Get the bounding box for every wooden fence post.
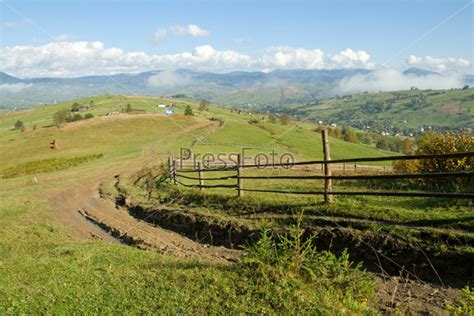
[237,154,244,197]
[170,154,178,186]
[343,162,346,174]
[354,162,357,173]
[321,129,333,203]
[167,153,172,179]
[198,162,204,190]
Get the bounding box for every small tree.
[268,114,277,123]
[53,109,70,127]
[125,103,132,113]
[342,128,358,143]
[71,102,82,112]
[279,114,291,125]
[14,119,24,130]
[401,138,415,154]
[199,99,210,111]
[184,105,194,116]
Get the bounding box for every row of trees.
[53,109,94,126]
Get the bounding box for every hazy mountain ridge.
[0,68,471,109]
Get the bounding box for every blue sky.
[1,0,472,77]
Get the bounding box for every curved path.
[47,117,240,264]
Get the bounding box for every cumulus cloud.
[170,24,209,37]
[153,24,209,42]
[0,83,34,92]
[147,70,192,87]
[330,48,375,69]
[338,68,464,94]
[406,55,471,72]
[0,41,251,77]
[3,41,467,80]
[259,47,375,71]
[260,46,325,70]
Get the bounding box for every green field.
[0,94,471,314]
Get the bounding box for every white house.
[158,104,167,108]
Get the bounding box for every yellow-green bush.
[394,131,473,190]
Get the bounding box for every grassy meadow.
[0,94,389,313]
[0,95,472,314]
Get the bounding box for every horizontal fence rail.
[167,130,474,202]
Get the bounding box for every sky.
[0,0,473,78]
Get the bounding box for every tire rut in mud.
[123,201,473,288]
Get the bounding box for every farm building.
[158,104,167,108]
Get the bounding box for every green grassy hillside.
[286,88,474,135]
[0,94,397,313]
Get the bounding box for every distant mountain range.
[0,67,471,109]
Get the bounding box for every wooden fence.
[168,130,474,203]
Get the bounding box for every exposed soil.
[123,200,473,287]
[46,120,237,265]
[372,274,461,314]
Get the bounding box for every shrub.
[199,99,210,111]
[209,116,224,126]
[279,114,292,125]
[84,113,94,120]
[241,214,374,311]
[14,119,24,130]
[268,114,277,123]
[66,113,83,122]
[394,131,473,190]
[184,105,194,116]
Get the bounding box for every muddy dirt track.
[47,119,239,264]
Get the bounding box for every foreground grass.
[0,186,374,314]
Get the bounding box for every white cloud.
[2,41,468,80]
[330,48,375,69]
[406,55,471,72]
[338,68,464,94]
[147,70,192,87]
[153,28,167,42]
[154,24,209,42]
[260,46,325,70]
[52,34,76,42]
[0,41,251,77]
[0,83,34,92]
[170,24,209,37]
[259,47,375,71]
